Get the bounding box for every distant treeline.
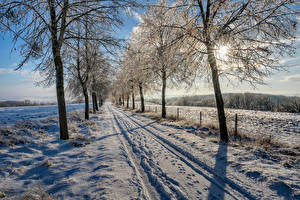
[149,93,300,113]
[0,100,56,107]
[0,99,87,107]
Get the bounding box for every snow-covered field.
[0,104,85,127]
[140,104,300,146]
[0,104,299,199]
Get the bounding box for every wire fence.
[133,103,300,145]
[138,104,237,129]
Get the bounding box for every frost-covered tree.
[90,60,111,112]
[139,0,195,118]
[119,57,137,110]
[67,38,111,115]
[0,0,139,140]
[174,0,299,142]
[66,23,105,120]
[123,30,154,112]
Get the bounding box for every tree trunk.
[49,0,68,140]
[139,82,145,112]
[122,95,125,106]
[53,51,69,140]
[83,87,89,120]
[95,94,99,111]
[92,92,97,114]
[161,71,167,118]
[206,44,229,142]
[126,95,129,108]
[132,88,135,110]
[98,95,102,107]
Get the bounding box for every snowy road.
[109,105,288,200]
[1,104,299,199]
[110,106,249,200]
[109,105,300,200]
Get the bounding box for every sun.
[215,45,231,71]
[217,45,229,60]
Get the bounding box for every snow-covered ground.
[139,104,300,146]
[0,104,299,199]
[0,104,85,127]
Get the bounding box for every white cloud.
[130,11,143,35]
[0,67,44,83]
[1,67,31,75]
[0,67,55,101]
[280,74,300,82]
[0,68,16,74]
[279,56,300,64]
[132,26,141,34]
[10,62,18,67]
[8,62,32,68]
[0,85,56,102]
[125,6,143,23]
[133,11,143,23]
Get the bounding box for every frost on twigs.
[0,128,29,147]
[41,159,52,168]
[67,112,83,123]
[67,112,98,147]
[14,187,59,200]
[69,133,92,147]
[0,191,5,198]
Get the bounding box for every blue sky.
[0,13,140,102]
[0,9,300,102]
[0,35,56,101]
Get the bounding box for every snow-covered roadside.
[0,107,144,199]
[115,106,300,199]
[138,103,300,146]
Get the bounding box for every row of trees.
[112,0,299,142]
[0,0,139,139]
[65,20,111,120]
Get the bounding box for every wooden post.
[177,108,179,120]
[200,111,202,127]
[235,113,238,136]
[155,106,157,113]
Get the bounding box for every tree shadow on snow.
[207,142,228,200]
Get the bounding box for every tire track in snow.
[108,106,159,200]
[112,110,179,199]
[111,106,256,200]
[112,107,230,199]
[111,107,189,199]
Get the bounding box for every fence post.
[235,113,238,135]
[155,106,157,113]
[177,108,179,120]
[200,111,202,127]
